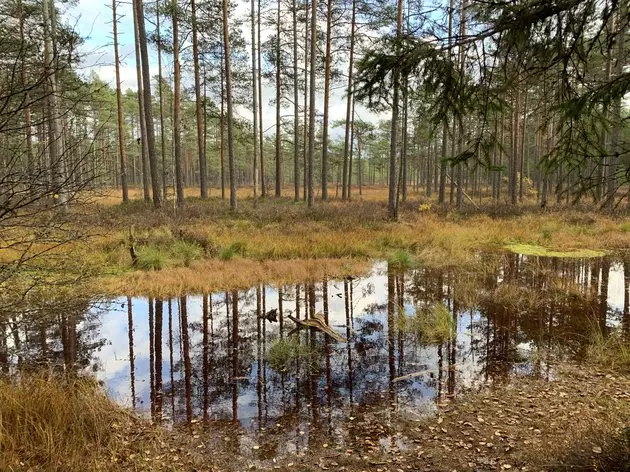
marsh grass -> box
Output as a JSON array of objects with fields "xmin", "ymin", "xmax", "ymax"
[
  {"xmin": 136, "ymin": 246, "xmax": 169, "ymax": 270},
  {"xmin": 219, "ymin": 241, "xmax": 248, "ymax": 261},
  {"xmin": 587, "ymin": 324, "xmax": 630, "ymax": 371},
  {"xmin": 399, "ymin": 303, "xmax": 455, "ymax": 344},
  {"xmin": 267, "ymin": 338, "xmax": 322, "ymax": 373},
  {"xmin": 0, "ymin": 374, "xmax": 125, "ymax": 471},
  {"xmin": 387, "ymin": 249, "xmax": 415, "ymax": 270}
]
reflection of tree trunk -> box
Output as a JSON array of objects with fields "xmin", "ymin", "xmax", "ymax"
[
  {"xmin": 232, "ymin": 289, "xmax": 239, "ymax": 423},
  {"xmin": 256, "ymin": 287, "xmax": 263, "ymax": 425},
  {"xmin": 397, "ymin": 274, "xmax": 404, "ymax": 376},
  {"xmin": 180, "ymin": 297, "xmax": 192, "ymax": 423},
  {"xmin": 149, "ymin": 298, "xmax": 155, "ymax": 416},
  {"xmin": 0, "ymin": 322, "xmax": 8, "ymax": 374},
  {"xmin": 344, "ymin": 280, "xmax": 354, "ymax": 402},
  {"xmin": 155, "ymin": 299, "xmax": 163, "ymax": 421},
  {"xmin": 202, "ymin": 294, "xmax": 210, "ymax": 421},
  {"xmin": 168, "ymin": 300, "xmax": 175, "ymax": 419},
  {"xmin": 600, "ymin": 259, "xmax": 610, "ymax": 332},
  {"xmin": 624, "ymin": 261, "xmax": 630, "ymax": 337},
  {"xmin": 387, "ymin": 267, "xmax": 396, "ymax": 385},
  {"xmin": 127, "ymin": 297, "xmax": 136, "ymax": 409},
  {"xmin": 278, "ymin": 286, "xmax": 284, "ymax": 335}
]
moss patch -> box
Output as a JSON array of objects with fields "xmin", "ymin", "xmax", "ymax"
[{"xmin": 505, "ymin": 243, "xmax": 606, "ymax": 258}]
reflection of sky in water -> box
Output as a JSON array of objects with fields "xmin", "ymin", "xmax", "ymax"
[
  {"xmin": 80, "ymin": 257, "xmax": 630, "ymax": 428},
  {"xmin": 3, "ymin": 255, "xmax": 627, "ymax": 437}
]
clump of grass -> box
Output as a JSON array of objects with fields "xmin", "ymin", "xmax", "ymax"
[
  {"xmin": 171, "ymin": 240, "xmax": 203, "ymax": 267},
  {"xmin": 267, "ymin": 338, "xmax": 322, "ymax": 373},
  {"xmin": 412, "ymin": 303, "xmax": 455, "ymax": 344},
  {"xmin": 505, "ymin": 243, "xmax": 605, "ymax": 258},
  {"xmin": 219, "ymin": 241, "xmax": 248, "ymax": 261},
  {"xmin": 587, "ymin": 325, "xmax": 630, "ymax": 371},
  {"xmin": 136, "ymin": 246, "xmax": 169, "ymax": 270},
  {"xmin": 388, "ymin": 249, "xmax": 415, "ymax": 270},
  {"xmin": 0, "ymin": 375, "xmax": 125, "ymax": 471}
]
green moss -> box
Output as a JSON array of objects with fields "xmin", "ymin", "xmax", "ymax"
[{"xmin": 505, "ymin": 243, "xmax": 605, "ymax": 258}]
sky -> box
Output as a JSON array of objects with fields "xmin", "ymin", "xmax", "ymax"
[{"xmin": 62, "ymin": 0, "xmax": 384, "ymax": 139}]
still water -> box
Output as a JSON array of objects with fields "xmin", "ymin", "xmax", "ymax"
[{"xmin": 2, "ymin": 254, "xmax": 629, "ymax": 435}]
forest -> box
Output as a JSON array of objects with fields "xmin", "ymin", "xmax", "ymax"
[{"xmin": 1, "ymin": 0, "xmax": 630, "ymax": 471}]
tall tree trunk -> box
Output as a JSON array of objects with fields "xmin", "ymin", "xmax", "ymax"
[
  {"xmin": 606, "ymin": 0, "xmax": 628, "ymax": 207},
  {"xmin": 293, "ymin": 0, "xmax": 300, "ymax": 201},
  {"xmin": 223, "ymin": 0, "xmax": 237, "ymax": 209},
  {"xmin": 135, "ymin": 0, "xmax": 161, "ymax": 207},
  {"xmin": 258, "ymin": 0, "xmax": 265, "ymax": 197},
  {"xmin": 43, "ymin": 0, "xmax": 67, "ymax": 211},
  {"xmin": 251, "ymin": 0, "xmax": 259, "ymax": 203},
  {"xmin": 303, "ymin": 0, "xmax": 309, "ymax": 201},
  {"xmin": 342, "ymin": 0, "xmax": 357, "ymax": 201},
  {"xmin": 171, "ymin": 0, "xmax": 184, "ymax": 207},
  {"xmin": 18, "ymin": 0, "xmax": 34, "ymax": 193},
  {"xmin": 156, "ymin": 0, "xmax": 168, "ymax": 200},
  {"xmin": 220, "ymin": 60, "xmax": 225, "ymax": 199},
  {"xmin": 307, "ymin": 0, "xmax": 317, "ymax": 207},
  {"xmin": 112, "ymin": 0, "xmax": 128, "ymax": 203},
  {"xmin": 321, "ymin": 0, "xmax": 333, "ymax": 201},
  {"xmin": 388, "ymin": 0, "xmax": 403, "ymax": 218},
  {"xmin": 191, "ymin": 0, "xmax": 207, "ymax": 198},
  {"xmin": 275, "ymin": 0, "xmax": 282, "ymax": 197},
  {"xmin": 438, "ymin": 0, "xmax": 455, "ymax": 205}
]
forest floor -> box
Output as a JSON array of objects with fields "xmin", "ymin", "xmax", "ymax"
[{"xmin": 6, "ymin": 364, "xmax": 628, "ymax": 472}]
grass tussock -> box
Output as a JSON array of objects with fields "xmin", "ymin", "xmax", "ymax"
[
  {"xmin": 0, "ymin": 374, "xmax": 126, "ymax": 471},
  {"xmin": 387, "ymin": 249, "xmax": 415, "ymax": 271},
  {"xmin": 267, "ymin": 338, "xmax": 322, "ymax": 373},
  {"xmin": 399, "ymin": 303, "xmax": 455, "ymax": 344},
  {"xmin": 587, "ymin": 325, "xmax": 630, "ymax": 371}
]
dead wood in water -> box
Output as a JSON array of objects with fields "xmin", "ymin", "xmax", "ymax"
[{"xmin": 287, "ymin": 313, "xmax": 347, "ymax": 342}]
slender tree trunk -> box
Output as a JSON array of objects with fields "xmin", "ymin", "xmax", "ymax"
[
  {"xmin": 223, "ymin": 0, "xmax": 237, "ymax": 209},
  {"xmin": 293, "ymin": 0, "xmax": 300, "ymax": 201},
  {"xmin": 156, "ymin": 0, "xmax": 168, "ymax": 200},
  {"xmin": 112, "ymin": 0, "xmax": 128, "ymax": 203},
  {"xmin": 191, "ymin": 0, "xmax": 207, "ymax": 198},
  {"xmin": 438, "ymin": 0, "xmax": 455, "ymax": 205},
  {"xmin": 321, "ymin": 0, "xmax": 333, "ymax": 201},
  {"xmin": 18, "ymin": 0, "xmax": 34, "ymax": 193},
  {"xmin": 606, "ymin": 0, "xmax": 627, "ymax": 207},
  {"xmin": 220, "ymin": 60, "xmax": 225, "ymax": 199},
  {"xmin": 258, "ymin": 0, "xmax": 265, "ymax": 197},
  {"xmin": 171, "ymin": 0, "xmax": 184, "ymax": 207},
  {"xmin": 348, "ymin": 98, "xmax": 355, "ymax": 200},
  {"xmin": 388, "ymin": 0, "xmax": 403, "ymax": 218},
  {"xmin": 342, "ymin": 0, "xmax": 357, "ymax": 201},
  {"xmin": 275, "ymin": 0, "xmax": 282, "ymax": 197},
  {"xmin": 135, "ymin": 0, "xmax": 161, "ymax": 207},
  {"xmin": 303, "ymin": 0, "xmax": 309, "ymax": 201},
  {"xmin": 43, "ymin": 0, "xmax": 67, "ymax": 210},
  {"xmin": 251, "ymin": 0, "xmax": 259, "ymax": 203},
  {"xmin": 307, "ymin": 0, "xmax": 317, "ymax": 207}
]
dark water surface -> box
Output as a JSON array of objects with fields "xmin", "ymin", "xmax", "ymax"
[{"xmin": 2, "ymin": 254, "xmax": 629, "ymax": 442}]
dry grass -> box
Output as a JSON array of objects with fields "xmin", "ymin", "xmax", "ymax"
[
  {"xmin": 0, "ymin": 374, "xmax": 127, "ymax": 471},
  {"xmin": 7, "ymin": 186, "xmax": 630, "ymax": 295},
  {"xmin": 105, "ymin": 257, "xmax": 369, "ymax": 296}
]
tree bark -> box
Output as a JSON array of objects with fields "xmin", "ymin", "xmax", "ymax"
[
  {"xmin": 135, "ymin": 0, "xmax": 161, "ymax": 207},
  {"xmin": 191, "ymin": 0, "xmax": 207, "ymax": 198},
  {"xmin": 275, "ymin": 0, "xmax": 282, "ymax": 197},
  {"xmin": 342, "ymin": 0, "xmax": 357, "ymax": 201},
  {"xmin": 307, "ymin": 0, "xmax": 317, "ymax": 207},
  {"xmin": 251, "ymin": 0, "xmax": 259, "ymax": 203},
  {"xmin": 293, "ymin": 0, "xmax": 300, "ymax": 201},
  {"xmin": 321, "ymin": 0, "xmax": 333, "ymax": 201},
  {"xmin": 171, "ymin": 0, "xmax": 184, "ymax": 207},
  {"xmin": 112, "ymin": 0, "xmax": 128, "ymax": 203},
  {"xmin": 223, "ymin": 0, "xmax": 237, "ymax": 209},
  {"xmin": 388, "ymin": 0, "xmax": 403, "ymax": 219}
]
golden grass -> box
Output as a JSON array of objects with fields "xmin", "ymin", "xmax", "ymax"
[
  {"xmin": 6, "ymin": 187, "xmax": 630, "ymax": 296},
  {"xmin": 105, "ymin": 257, "xmax": 370, "ymax": 297},
  {"xmin": 0, "ymin": 375, "xmax": 127, "ymax": 471}
]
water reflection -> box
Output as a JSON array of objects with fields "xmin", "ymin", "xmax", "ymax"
[{"xmin": 1, "ymin": 254, "xmax": 629, "ymax": 435}]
